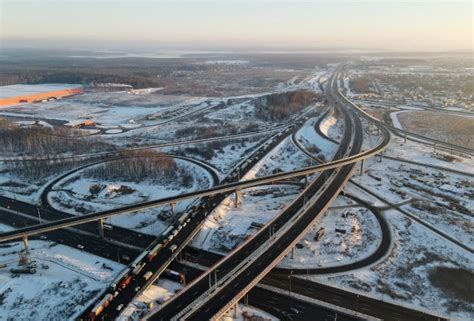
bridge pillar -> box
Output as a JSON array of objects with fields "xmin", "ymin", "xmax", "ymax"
[
  {"xmin": 433, "ymin": 143, "xmax": 437, "ymax": 154},
  {"xmin": 22, "ymin": 236, "xmax": 29, "ymax": 253},
  {"xmin": 304, "ymin": 174, "xmax": 308, "ymax": 186},
  {"xmin": 234, "ymin": 189, "xmax": 242, "ymax": 208},
  {"xmin": 98, "ymin": 219, "xmax": 105, "ymax": 238},
  {"xmin": 170, "ymin": 202, "xmax": 177, "ymax": 215},
  {"xmin": 359, "ymin": 159, "xmax": 364, "ymax": 176},
  {"xmin": 404, "ymin": 133, "xmax": 407, "ymax": 143},
  {"xmin": 244, "ymin": 294, "xmax": 248, "ymax": 306},
  {"xmin": 379, "ymin": 152, "xmax": 383, "ymax": 163},
  {"xmin": 233, "ymin": 304, "xmax": 238, "ymax": 318},
  {"xmin": 291, "ymin": 246, "xmax": 295, "ymax": 259}
]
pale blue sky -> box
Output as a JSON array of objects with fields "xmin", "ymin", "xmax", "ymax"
[{"xmin": 1, "ymin": 1, "xmax": 472, "ymax": 51}]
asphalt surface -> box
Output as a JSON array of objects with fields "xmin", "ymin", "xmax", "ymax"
[
  {"xmin": 81, "ymin": 111, "xmax": 315, "ymax": 320},
  {"xmin": 262, "ymin": 275, "xmax": 448, "ymax": 321},
  {"xmin": 147, "ymin": 69, "xmax": 364, "ymax": 320},
  {"xmin": 170, "ymin": 261, "xmax": 364, "ymax": 321}
]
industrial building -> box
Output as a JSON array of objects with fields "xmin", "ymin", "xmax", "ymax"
[{"xmin": 0, "ymin": 84, "xmax": 83, "ymax": 107}]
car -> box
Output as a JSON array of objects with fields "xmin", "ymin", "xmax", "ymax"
[
  {"xmin": 116, "ymin": 304, "xmax": 124, "ymax": 311},
  {"xmin": 289, "ymin": 307, "xmax": 300, "ymax": 315},
  {"xmin": 77, "ymin": 244, "xmax": 84, "ymax": 250}
]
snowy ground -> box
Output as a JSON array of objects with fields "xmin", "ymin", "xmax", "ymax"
[
  {"xmin": 304, "ymin": 209, "xmax": 474, "ymax": 320},
  {"xmin": 118, "ymin": 279, "xmax": 183, "ymax": 321},
  {"xmin": 295, "ymin": 116, "xmax": 337, "ymax": 161},
  {"xmin": 0, "ymin": 91, "xmax": 204, "ymax": 131},
  {"xmin": 120, "ymin": 278, "xmax": 277, "ymax": 321},
  {"xmin": 352, "ymin": 144, "xmax": 473, "ymax": 246},
  {"xmin": 244, "ymin": 137, "xmax": 314, "ymax": 180},
  {"xmin": 0, "ymin": 223, "xmax": 124, "ymax": 321},
  {"xmin": 169, "ymin": 135, "xmax": 268, "ymax": 178},
  {"xmin": 47, "ymin": 158, "xmax": 212, "ymax": 235},
  {"xmin": 278, "ymin": 197, "xmax": 382, "ymax": 269},
  {"xmin": 0, "ymin": 160, "xmax": 93, "ymax": 204},
  {"xmin": 192, "ymin": 184, "xmax": 302, "ymax": 253}
]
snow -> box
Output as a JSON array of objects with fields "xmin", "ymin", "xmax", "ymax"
[
  {"xmin": 220, "ymin": 305, "xmax": 278, "ymax": 321},
  {"xmin": 0, "ymin": 84, "xmax": 82, "ymax": 99},
  {"xmin": 389, "ymin": 111, "xmax": 405, "ymax": 129},
  {"xmin": 384, "ymin": 135, "xmax": 474, "ymax": 174},
  {"xmin": 243, "ymin": 137, "xmax": 313, "ymax": 180},
  {"xmin": 48, "ymin": 158, "xmax": 212, "ymax": 214},
  {"xmin": 204, "ymin": 60, "xmax": 249, "ymax": 65},
  {"xmin": 0, "ymin": 91, "xmax": 207, "ymax": 133},
  {"xmin": 278, "ymin": 202, "xmax": 382, "ymax": 269},
  {"xmin": 119, "ymin": 279, "xmax": 183, "ymax": 320},
  {"xmin": 0, "ymin": 234, "xmax": 124, "ymax": 321},
  {"xmin": 47, "ymin": 158, "xmax": 213, "ymax": 235},
  {"xmin": 105, "ymin": 128, "xmax": 123, "ymax": 134},
  {"xmin": 303, "ymin": 209, "xmax": 473, "ymax": 321},
  {"xmin": 192, "ymin": 184, "xmax": 302, "ymax": 253},
  {"xmin": 295, "ymin": 116, "xmax": 338, "ymax": 161}
]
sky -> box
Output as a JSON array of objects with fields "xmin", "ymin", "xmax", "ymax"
[{"xmin": 1, "ymin": 0, "xmax": 472, "ymax": 52}]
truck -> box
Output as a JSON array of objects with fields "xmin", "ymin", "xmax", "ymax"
[
  {"xmin": 163, "ymin": 269, "xmax": 185, "ymax": 284},
  {"xmin": 147, "ymin": 243, "xmax": 163, "ymax": 262},
  {"xmin": 143, "ymin": 271, "xmax": 153, "ymax": 281}
]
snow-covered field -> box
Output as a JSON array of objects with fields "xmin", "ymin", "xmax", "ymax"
[
  {"xmin": 304, "ymin": 209, "xmax": 473, "ymax": 320},
  {"xmin": 47, "ymin": 158, "xmax": 213, "ymax": 235},
  {"xmin": 278, "ymin": 197, "xmax": 382, "ymax": 269},
  {"xmin": 122, "ymin": 278, "xmax": 276, "ymax": 321},
  {"xmin": 48, "ymin": 158, "xmax": 212, "ymax": 214},
  {"xmin": 0, "ymin": 91, "xmax": 207, "ymax": 132},
  {"xmin": 295, "ymin": 116, "xmax": 337, "ymax": 161},
  {"xmin": 0, "ymin": 223, "xmax": 124, "ymax": 321},
  {"xmin": 244, "ymin": 137, "xmax": 313, "ymax": 180},
  {"xmin": 192, "ymin": 184, "xmax": 302, "ymax": 253}
]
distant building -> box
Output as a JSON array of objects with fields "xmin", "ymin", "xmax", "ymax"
[{"xmin": 0, "ymin": 84, "xmax": 83, "ymax": 107}]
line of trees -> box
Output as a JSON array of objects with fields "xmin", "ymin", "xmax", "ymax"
[
  {"xmin": 0, "ymin": 118, "xmax": 112, "ymax": 156},
  {"xmin": 254, "ymin": 91, "xmax": 318, "ymax": 121},
  {"xmin": 84, "ymin": 150, "xmax": 194, "ymax": 187}
]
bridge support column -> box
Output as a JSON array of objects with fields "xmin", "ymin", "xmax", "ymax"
[
  {"xmin": 379, "ymin": 152, "xmax": 383, "ymax": 163},
  {"xmin": 170, "ymin": 202, "xmax": 176, "ymax": 215},
  {"xmin": 404, "ymin": 133, "xmax": 407, "ymax": 143},
  {"xmin": 234, "ymin": 189, "xmax": 242, "ymax": 208},
  {"xmin": 22, "ymin": 236, "xmax": 29, "ymax": 253},
  {"xmin": 304, "ymin": 174, "xmax": 308, "ymax": 186},
  {"xmin": 233, "ymin": 304, "xmax": 238, "ymax": 318},
  {"xmin": 433, "ymin": 143, "xmax": 437, "ymax": 154},
  {"xmin": 291, "ymin": 246, "xmax": 295, "ymax": 259},
  {"xmin": 98, "ymin": 219, "xmax": 105, "ymax": 238},
  {"xmin": 359, "ymin": 159, "xmax": 364, "ymax": 176},
  {"xmin": 244, "ymin": 294, "xmax": 248, "ymax": 306}
]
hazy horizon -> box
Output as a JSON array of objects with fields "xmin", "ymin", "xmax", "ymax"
[{"xmin": 1, "ymin": 0, "xmax": 472, "ymax": 52}]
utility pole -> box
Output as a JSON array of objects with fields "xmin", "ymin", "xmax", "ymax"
[{"xmin": 37, "ymin": 208, "xmax": 42, "ymax": 224}]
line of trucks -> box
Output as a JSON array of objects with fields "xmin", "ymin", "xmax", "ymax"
[
  {"xmin": 82, "ymin": 124, "xmax": 306, "ymax": 320},
  {"xmin": 84, "ymin": 212, "xmax": 191, "ymax": 321}
]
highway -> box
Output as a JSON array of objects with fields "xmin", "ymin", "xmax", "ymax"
[
  {"xmin": 1, "ymin": 66, "xmax": 391, "ymax": 321},
  {"xmin": 79, "ymin": 108, "xmax": 318, "ymax": 320},
  {"xmin": 0, "ymin": 118, "xmax": 390, "ymax": 244},
  {"xmin": 308, "ymin": 104, "xmax": 474, "ymax": 253},
  {"xmin": 145, "ymin": 67, "xmax": 367, "ymax": 320},
  {"xmin": 0, "ymin": 106, "xmax": 300, "ymax": 163},
  {"xmin": 0, "ymin": 153, "xmax": 222, "ymax": 256},
  {"xmin": 169, "ymin": 261, "xmax": 369, "ymax": 321}
]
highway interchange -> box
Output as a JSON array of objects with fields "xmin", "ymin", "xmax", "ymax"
[{"xmin": 0, "ymin": 65, "xmax": 468, "ymax": 320}]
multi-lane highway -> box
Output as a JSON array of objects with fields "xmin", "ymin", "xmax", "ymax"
[
  {"xmin": 0, "ymin": 66, "xmax": 395, "ymax": 321},
  {"xmin": 78, "ymin": 108, "xmax": 319, "ymax": 320},
  {"xmin": 144, "ymin": 67, "xmax": 376, "ymax": 320}
]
